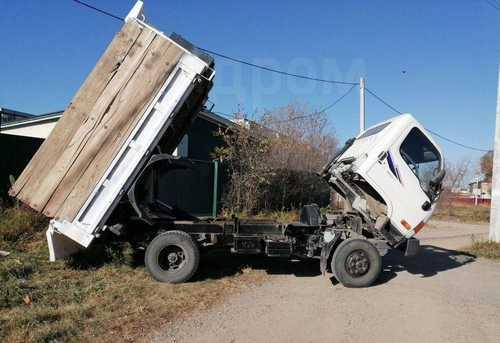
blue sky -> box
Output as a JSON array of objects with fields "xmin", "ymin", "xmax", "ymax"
[{"xmin": 1, "ymin": 0, "xmax": 498, "ymax": 163}]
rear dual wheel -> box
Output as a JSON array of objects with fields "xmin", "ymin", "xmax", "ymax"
[
  {"xmin": 331, "ymin": 238, "xmax": 381, "ymax": 288},
  {"xmin": 145, "ymin": 230, "xmax": 199, "ymax": 283}
]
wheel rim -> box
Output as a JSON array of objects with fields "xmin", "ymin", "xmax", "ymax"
[
  {"xmin": 345, "ymin": 249, "xmax": 370, "ymax": 277},
  {"xmin": 157, "ymin": 245, "xmax": 186, "ymax": 271}
]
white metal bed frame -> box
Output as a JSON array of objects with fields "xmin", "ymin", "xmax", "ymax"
[{"xmin": 47, "ymin": 2, "xmax": 215, "ymax": 260}]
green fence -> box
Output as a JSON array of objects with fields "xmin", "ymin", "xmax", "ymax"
[{"xmin": 152, "ymin": 158, "xmax": 223, "ymax": 218}]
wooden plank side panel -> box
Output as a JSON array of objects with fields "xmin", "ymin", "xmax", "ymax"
[
  {"xmin": 28, "ymin": 27, "xmax": 157, "ymax": 214},
  {"xmin": 9, "ymin": 22, "xmax": 143, "ymax": 203},
  {"xmin": 54, "ymin": 41, "xmax": 184, "ymax": 221}
]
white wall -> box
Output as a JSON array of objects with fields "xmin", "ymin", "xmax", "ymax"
[{"xmin": 0, "ymin": 121, "xmax": 57, "ymax": 139}]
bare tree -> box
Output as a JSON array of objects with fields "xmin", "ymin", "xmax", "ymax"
[
  {"xmin": 443, "ymin": 159, "xmax": 472, "ymax": 191},
  {"xmin": 441, "ymin": 158, "xmax": 472, "ymax": 207},
  {"xmin": 214, "ymin": 114, "xmax": 273, "ymax": 214},
  {"xmin": 214, "ymin": 103, "xmax": 338, "ymax": 214},
  {"xmin": 261, "ymin": 103, "xmax": 338, "ymax": 173},
  {"xmin": 260, "ymin": 103, "xmax": 337, "ymax": 209}
]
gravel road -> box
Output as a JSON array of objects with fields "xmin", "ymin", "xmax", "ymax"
[{"xmin": 153, "ymin": 221, "xmax": 500, "ymax": 343}]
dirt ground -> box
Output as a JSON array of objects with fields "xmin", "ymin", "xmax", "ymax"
[{"xmin": 152, "ymin": 220, "xmax": 500, "ymax": 343}]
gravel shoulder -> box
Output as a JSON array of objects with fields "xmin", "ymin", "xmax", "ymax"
[{"xmin": 153, "ymin": 221, "xmax": 500, "ymax": 343}]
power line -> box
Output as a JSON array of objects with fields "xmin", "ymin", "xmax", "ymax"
[
  {"xmin": 71, "ymin": 0, "xmax": 124, "ymax": 21},
  {"xmin": 483, "ymin": 0, "xmax": 500, "ymax": 11},
  {"xmin": 197, "ymin": 48, "xmax": 358, "ymax": 86},
  {"xmin": 265, "ymin": 84, "xmax": 358, "ymax": 124},
  {"xmin": 217, "ymin": 84, "xmax": 357, "ymax": 125},
  {"xmin": 264, "ymin": 84, "xmax": 356, "ymax": 124},
  {"xmin": 266, "ymin": 84, "xmax": 357, "ymax": 124},
  {"xmin": 425, "ymin": 129, "xmax": 492, "ymax": 153},
  {"xmin": 365, "ymin": 87, "xmax": 492, "ymax": 153},
  {"xmin": 319, "ymin": 84, "xmax": 357, "ymax": 112},
  {"xmin": 69, "ymin": 1, "xmax": 358, "ymax": 86},
  {"xmin": 365, "ymin": 87, "xmax": 403, "ymax": 114}
]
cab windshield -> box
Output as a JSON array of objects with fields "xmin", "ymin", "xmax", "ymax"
[{"xmin": 399, "ymin": 128, "xmax": 442, "ymax": 190}]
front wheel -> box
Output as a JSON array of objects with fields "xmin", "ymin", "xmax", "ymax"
[
  {"xmin": 145, "ymin": 230, "xmax": 200, "ymax": 283},
  {"xmin": 331, "ymin": 238, "xmax": 381, "ymax": 288}
]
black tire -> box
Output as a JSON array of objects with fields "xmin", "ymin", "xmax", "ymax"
[
  {"xmin": 331, "ymin": 238, "xmax": 381, "ymax": 288},
  {"xmin": 145, "ymin": 230, "xmax": 200, "ymax": 283}
]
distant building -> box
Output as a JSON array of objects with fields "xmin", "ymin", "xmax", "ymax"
[
  {"xmin": 469, "ymin": 179, "xmax": 492, "ymax": 200},
  {"xmin": 0, "ymin": 107, "xmax": 34, "ymax": 124},
  {"xmin": 0, "ymin": 110, "xmax": 62, "ymax": 139}
]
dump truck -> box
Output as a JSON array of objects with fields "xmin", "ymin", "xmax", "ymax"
[
  {"xmin": 10, "ymin": 1, "xmax": 445, "ymax": 288},
  {"xmin": 126, "ymin": 114, "xmax": 445, "ymax": 287}
]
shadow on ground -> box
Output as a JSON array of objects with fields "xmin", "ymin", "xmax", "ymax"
[
  {"xmin": 195, "ymin": 245, "xmax": 477, "ymax": 285},
  {"xmin": 65, "ymin": 240, "xmax": 477, "ymax": 286},
  {"xmin": 193, "ymin": 253, "xmax": 321, "ymax": 282},
  {"xmin": 375, "ymin": 245, "xmax": 476, "ymax": 285}
]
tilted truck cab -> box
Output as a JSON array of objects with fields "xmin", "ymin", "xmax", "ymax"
[{"xmin": 321, "ymin": 114, "xmax": 445, "ymax": 247}]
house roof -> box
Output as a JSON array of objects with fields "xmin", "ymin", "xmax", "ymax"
[
  {"xmin": 0, "ymin": 108, "xmax": 235, "ymax": 132},
  {"xmin": 198, "ymin": 110, "xmax": 236, "ymax": 129},
  {"xmin": 0, "ymin": 110, "xmax": 62, "ymax": 129},
  {"xmin": 0, "ymin": 107, "xmax": 35, "ymax": 121}
]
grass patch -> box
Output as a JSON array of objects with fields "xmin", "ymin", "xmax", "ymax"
[
  {"xmin": 0, "ymin": 207, "xmax": 267, "ymax": 342},
  {"xmin": 465, "ymin": 240, "xmax": 500, "ymax": 260},
  {"xmin": 433, "ymin": 203, "xmax": 490, "ymax": 223},
  {"xmin": 0, "ymin": 206, "xmax": 47, "ymax": 246},
  {"xmin": 251, "ymin": 210, "xmax": 299, "ymax": 222},
  {"xmin": 220, "ymin": 209, "xmax": 300, "ymax": 222}
]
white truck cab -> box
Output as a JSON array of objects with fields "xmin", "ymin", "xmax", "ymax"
[{"xmin": 322, "ymin": 114, "xmax": 445, "ymax": 245}]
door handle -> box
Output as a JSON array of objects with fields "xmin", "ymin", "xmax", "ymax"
[{"xmin": 377, "ymin": 151, "xmax": 387, "ymax": 163}]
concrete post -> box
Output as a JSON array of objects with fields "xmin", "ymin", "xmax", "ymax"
[{"xmin": 489, "ymin": 67, "xmax": 500, "ymax": 242}]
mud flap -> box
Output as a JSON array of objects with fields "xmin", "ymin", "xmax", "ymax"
[
  {"xmin": 404, "ymin": 237, "xmax": 420, "ymax": 257},
  {"xmin": 320, "ymin": 232, "xmax": 341, "ymax": 275}
]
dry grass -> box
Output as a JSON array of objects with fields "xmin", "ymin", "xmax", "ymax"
[
  {"xmin": 0, "ymin": 207, "xmax": 267, "ymax": 343},
  {"xmin": 220, "ymin": 209, "xmax": 300, "ymax": 223},
  {"xmin": 465, "ymin": 239, "xmax": 500, "ymax": 261},
  {"xmin": 220, "ymin": 208, "xmax": 300, "ymax": 222},
  {"xmin": 433, "ymin": 203, "xmax": 490, "ymax": 223},
  {"xmin": 251, "ymin": 210, "xmax": 299, "ymax": 222},
  {"xmin": 0, "ymin": 206, "xmax": 47, "ymax": 244}
]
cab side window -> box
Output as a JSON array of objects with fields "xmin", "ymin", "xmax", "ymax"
[{"xmin": 399, "ymin": 128, "xmax": 441, "ymax": 187}]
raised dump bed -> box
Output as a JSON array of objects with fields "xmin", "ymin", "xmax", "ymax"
[{"xmin": 9, "ymin": 3, "xmax": 214, "ymax": 260}]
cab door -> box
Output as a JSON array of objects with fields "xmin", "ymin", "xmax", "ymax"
[{"xmin": 365, "ymin": 126, "xmax": 442, "ymax": 237}]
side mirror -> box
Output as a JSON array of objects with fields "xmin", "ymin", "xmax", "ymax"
[
  {"xmin": 422, "ymin": 201, "xmax": 431, "ymax": 211},
  {"xmin": 429, "ymin": 169, "xmax": 446, "ymax": 188}
]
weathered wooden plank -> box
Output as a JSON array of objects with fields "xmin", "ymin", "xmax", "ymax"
[
  {"xmin": 26, "ymin": 26, "xmax": 157, "ymax": 213},
  {"xmin": 52, "ymin": 40, "xmax": 184, "ymax": 221},
  {"xmin": 10, "ymin": 21, "xmax": 142, "ymax": 202}
]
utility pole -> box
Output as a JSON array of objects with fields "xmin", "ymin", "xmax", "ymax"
[
  {"xmin": 359, "ymin": 77, "xmax": 365, "ymax": 133},
  {"xmin": 489, "ymin": 67, "xmax": 500, "ymax": 242}
]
